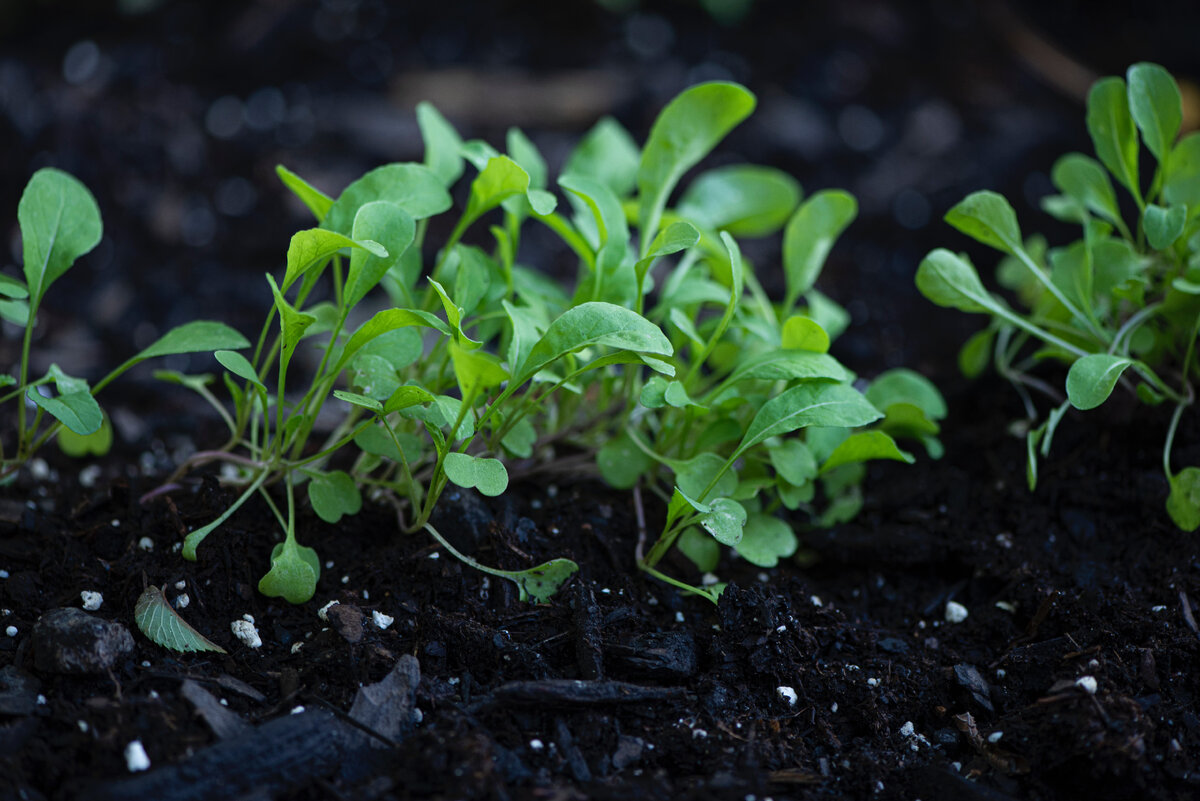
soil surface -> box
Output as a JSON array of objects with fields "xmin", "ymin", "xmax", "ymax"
[{"xmin": 4, "ymin": 2, "xmax": 1200, "ymax": 800}]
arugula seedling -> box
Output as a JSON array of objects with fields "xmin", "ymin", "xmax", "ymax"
[
  {"xmin": 1, "ymin": 169, "xmax": 248, "ymax": 481},
  {"xmin": 917, "ymin": 62, "xmax": 1200, "ymax": 529}
]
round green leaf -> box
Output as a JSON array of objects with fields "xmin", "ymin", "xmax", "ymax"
[
  {"xmin": 735, "ymin": 513, "xmax": 798, "ymax": 568},
  {"xmin": 258, "ymin": 541, "xmax": 320, "ymax": 605},
  {"xmin": 1065, "ymin": 354, "xmax": 1134, "ymax": 410},
  {"xmin": 306, "ymin": 470, "xmax": 362, "ymax": 524},
  {"xmin": 443, "ymin": 452, "xmax": 509, "ymax": 497},
  {"xmin": 700, "ymin": 498, "xmax": 747, "ymax": 546}
]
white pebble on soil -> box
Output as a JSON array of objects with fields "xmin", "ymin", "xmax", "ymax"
[
  {"xmin": 124, "ymin": 740, "xmax": 151, "ymax": 772},
  {"xmin": 776, "ymin": 686, "xmax": 798, "ymax": 706},
  {"xmin": 944, "ymin": 601, "xmax": 969, "ymax": 623},
  {"xmin": 80, "ymin": 591, "xmax": 103, "ymax": 611},
  {"xmin": 1075, "ymin": 675, "xmax": 1098, "ymax": 694},
  {"xmin": 231, "ymin": 618, "xmax": 262, "ymax": 649}
]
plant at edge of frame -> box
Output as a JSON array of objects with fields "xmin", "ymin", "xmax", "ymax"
[
  {"xmin": 161, "ymin": 81, "xmax": 944, "ymax": 606},
  {"xmin": 916, "ymin": 62, "xmax": 1200, "ymax": 530}
]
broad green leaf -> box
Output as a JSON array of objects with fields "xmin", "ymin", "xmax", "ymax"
[
  {"xmin": 637, "ymin": 82, "xmax": 756, "ymax": 248},
  {"xmin": 1065, "ymin": 353, "xmax": 1134, "ymax": 410},
  {"xmin": 500, "ymin": 415, "xmax": 536, "ymax": 458},
  {"xmin": 668, "ymin": 307, "xmax": 704, "ymax": 346},
  {"xmin": 597, "ymin": 431, "xmax": 654, "ymax": 489},
  {"xmin": 383, "ymin": 384, "xmax": 437, "ymax": 414},
  {"xmin": 258, "ymin": 540, "xmax": 320, "ymax": 604},
  {"xmin": 781, "ymin": 315, "xmax": 830, "ymax": 353},
  {"xmin": 1087, "ymin": 77, "xmax": 1140, "ymax": 198},
  {"xmin": 677, "ymin": 527, "xmax": 720, "ymax": 572},
  {"xmin": 132, "ymin": 321, "xmax": 250, "ymax": 363},
  {"xmin": 734, "ymin": 382, "xmax": 882, "ymax": 459},
  {"xmin": 323, "ymin": 163, "xmax": 451, "ymax": 234},
  {"xmin": 767, "ymin": 438, "xmax": 818, "ymax": 486},
  {"xmin": 450, "ymin": 341, "xmax": 508, "ymax": 398},
  {"xmin": 724, "ymin": 349, "xmax": 853, "ymax": 386},
  {"xmin": 354, "ymin": 424, "xmax": 421, "ymax": 462},
  {"xmin": 879, "ymin": 402, "xmax": 941, "ymax": 439},
  {"xmin": 443, "ymin": 452, "xmax": 508, "ymax": 496},
  {"xmin": 735, "ymin": 513, "xmax": 798, "ymax": 568},
  {"xmin": 509, "ymin": 559, "xmax": 579, "ymax": 604},
  {"xmin": 915, "ymin": 249, "xmax": 992, "ymax": 313},
  {"xmin": 0, "ymin": 299, "xmax": 28, "ymax": 326},
  {"xmin": 276, "ymin": 165, "xmax": 334, "ymax": 222},
  {"xmin": 944, "ymin": 191, "xmax": 1022, "ymax": 256},
  {"xmin": 0, "ymin": 274, "xmax": 28, "ymax": 299},
  {"xmin": 358, "ymin": 327, "xmax": 423, "ymax": 372},
  {"xmin": 1143, "ymin": 203, "xmax": 1186, "ymax": 249},
  {"xmin": 453, "ymin": 246, "xmax": 497, "ymax": 316},
  {"xmin": 464, "ymin": 156, "xmax": 531, "ymax": 226},
  {"xmin": 782, "ymin": 190, "xmax": 857, "ymax": 307},
  {"xmin": 338, "ymin": 308, "xmax": 450, "ymax": 370},
  {"xmin": 344, "ymin": 202, "xmax": 414, "ymax": 308},
  {"xmin": 417, "ymin": 102, "xmax": 464, "ymax": 187},
  {"xmin": 864, "ymin": 368, "xmax": 947, "ymax": 420},
  {"xmin": 215, "ymin": 350, "xmax": 266, "ymax": 392},
  {"xmin": 1051, "ymin": 153, "xmax": 1122, "ymax": 227},
  {"xmin": 28, "ymin": 365, "xmax": 102, "ymax": 435},
  {"xmin": 502, "ymin": 299, "xmax": 543, "ymax": 376},
  {"xmin": 639, "ymin": 375, "xmax": 669, "ymax": 408},
  {"xmin": 699, "ymin": 497, "xmax": 746, "ymax": 546},
  {"xmin": 134, "ymin": 585, "xmax": 226, "ymax": 653},
  {"xmin": 1127, "ymin": 62, "xmax": 1181, "ymax": 163},
  {"xmin": 671, "ymin": 452, "xmax": 737, "ymax": 501},
  {"xmin": 58, "ymin": 414, "xmax": 112, "ymax": 457},
  {"xmin": 306, "ymin": 470, "xmax": 362, "ymax": 523},
  {"xmin": 19, "ymin": 168, "xmax": 103, "ymax": 307},
  {"xmin": 1167, "ymin": 466, "xmax": 1200, "ymax": 531},
  {"xmin": 664, "ymin": 380, "xmax": 703, "ymax": 409},
  {"xmin": 818, "ymin": 430, "xmax": 913, "ymax": 474},
  {"xmin": 1164, "ymin": 133, "xmax": 1200, "ymax": 213},
  {"xmin": 507, "ymin": 127, "xmax": 548, "ymax": 189},
  {"xmin": 518, "ymin": 302, "xmax": 672, "ymax": 383},
  {"xmin": 677, "ymin": 164, "xmax": 801, "ymax": 237},
  {"xmin": 560, "ymin": 173, "xmax": 629, "ymax": 247},
  {"xmin": 564, "ymin": 116, "xmax": 640, "ymax": 198}
]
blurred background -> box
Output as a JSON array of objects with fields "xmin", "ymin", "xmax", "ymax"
[{"xmin": 3, "ymin": 0, "xmax": 1199, "ymax": 427}]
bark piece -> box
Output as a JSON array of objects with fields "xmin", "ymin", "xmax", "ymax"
[{"xmin": 31, "ymin": 608, "xmax": 134, "ymax": 675}]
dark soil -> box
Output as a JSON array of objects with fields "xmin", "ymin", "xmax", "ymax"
[{"xmin": 4, "ymin": 2, "xmax": 1200, "ymax": 800}]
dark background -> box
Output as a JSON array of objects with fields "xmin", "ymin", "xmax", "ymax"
[{"xmin": 3, "ymin": 0, "xmax": 1199, "ymax": 406}]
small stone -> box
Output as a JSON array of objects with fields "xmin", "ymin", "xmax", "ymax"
[
  {"xmin": 230, "ymin": 619, "xmax": 262, "ymax": 649},
  {"xmin": 776, "ymin": 686, "xmax": 798, "ymax": 706},
  {"xmin": 1075, "ymin": 675, "xmax": 1098, "ymax": 694},
  {"xmin": 898, "ymin": 721, "xmax": 915, "ymax": 738},
  {"xmin": 32, "ymin": 608, "xmax": 134, "ymax": 674},
  {"xmin": 944, "ymin": 601, "xmax": 969, "ymax": 623},
  {"xmin": 5, "ymin": 626, "xmax": 16, "ymax": 637},
  {"xmin": 291, "ymin": 705, "xmax": 306, "ymax": 714},
  {"xmin": 987, "ymin": 731, "xmax": 1004, "ymax": 743},
  {"xmin": 124, "ymin": 740, "xmax": 150, "ymax": 772},
  {"xmin": 175, "ymin": 594, "xmax": 190, "ymax": 609},
  {"xmin": 326, "ymin": 603, "xmax": 364, "ymax": 643},
  {"xmin": 137, "ymin": 536, "xmax": 154, "ymax": 551},
  {"xmin": 80, "ymin": 591, "xmax": 103, "ymax": 611},
  {"xmin": 529, "ymin": 738, "xmax": 545, "ymax": 751},
  {"xmin": 866, "ymin": 677, "xmax": 880, "ymax": 688}
]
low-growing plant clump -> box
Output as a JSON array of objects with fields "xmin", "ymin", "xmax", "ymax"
[
  {"xmin": 5, "ymin": 82, "xmax": 944, "ymax": 608},
  {"xmin": 917, "ymin": 62, "xmax": 1200, "ymax": 530}
]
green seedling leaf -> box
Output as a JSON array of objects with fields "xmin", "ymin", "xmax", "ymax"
[
  {"xmin": 258, "ymin": 540, "xmax": 321, "ymax": 604},
  {"xmin": 19, "ymin": 168, "xmax": 103, "ymax": 307},
  {"xmin": 0, "ymin": 298, "xmax": 29, "ymax": 326},
  {"xmin": 58, "ymin": 414, "xmax": 113, "ymax": 457},
  {"xmin": 28, "ymin": 366, "xmax": 102, "ymax": 435},
  {"xmin": 406, "ymin": 395, "xmax": 474, "ymax": 442},
  {"xmin": 134, "ymin": 321, "xmax": 250, "ymax": 363},
  {"xmin": 782, "ymin": 189, "xmax": 857, "ymax": 308},
  {"xmin": 443, "ymin": 452, "xmax": 508, "ymax": 497},
  {"xmin": 338, "ymin": 308, "xmax": 451, "ymax": 370},
  {"xmin": 1087, "ymin": 76, "xmax": 1140, "ymax": 198},
  {"xmin": 915, "ymin": 249, "xmax": 992, "ymax": 313},
  {"xmin": 637, "ymin": 82, "xmax": 756, "ymax": 247},
  {"xmin": 818, "ymin": 430, "xmax": 913, "ymax": 474},
  {"xmin": 508, "ymin": 127, "xmax": 548, "ymax": 189},
  {"xmin": 463, "ymin": 156, "xmax": 532, "ymax": 226},
  {"xmin": 333, "ymin": 389, "xmax": 383, "ymax": 413},
  {"xmin": 677, "ymin": 527, "xmax": 720, "ymax": 572},
  {"xmin": 864, "ymin": 368, "xmax": 947, "ymax": 420},
  {"xmin": 560, "ymin": 173, "xmax": 629, "ymax": 247},
  {"xmin": 597, "ymin": 431, "xmax": 654, "ymax": 489},
  {"xmin": 518, "ymin": 302, "xmax": 672, "ymax": 383},
  {"xmin": 724, "ymin": 349, "xmax": 853, "ymax": 386},
  {"xmin": 736, "ymin": 513, "xmax": 798, "ymax": 568},
  {"xmin": 344, "ymin": 201, "xmax": 414, "ymax": 308},
  {"xmin": 428, "ymin": 278, "xmax": 481, "ymax": 348},
  {"xmin": 668, "ymin": 307, "xmax": 704, "ymax": 346},
  {"xmin": 508, "ymin": 559, "xmax": 579, "ymax": 604},
  {"xmin": 735, "ymin": 382, "xmax": 882, "ymax": 460},
  {"xmin": 1051, "ymin": 153, "xmax": 1123, "ymax": 228},
  {"xmin": 0, "ymin": 274, "xmax": 27, "ymax": 299},
  {"xmin": 1127, "ymin": 62, "xmax": 1182, "ymax": 163},
  {"xmin": 1065, "ymin": 353, "xmax": 1135, "ymax": 410},
  {"xmin": 276, "ymin": 165, "xmax": 334, "ymax": 222},
  {"xmin": 944, "ymin": 191, "xmax": 1023, "ymax": 256},
  {"xmin": 266, "ymin": 275, "xmax": 316, "ymax": 362},
  {"xmin": 781, "ymin": 315, "xmax": 830, "ymax": 353},
  {"xmin": 664, "ymin": 380, "xmax": 704, "ymax": 409},
  {"xmin": 215, "ymin": 350, "xmax": 266, "ymax": 393},
  {"xmin": 354, "ymin": 424, "xmax": 422, "ymax": 463},
  {"xmin": 500, "ymin": 416, "xmax": 537, "ymax": 458},
  {"xmin": 384, "ymin": 384, "xmax": 437, "ymax": 414},
  {"xmin": 672, "ymin": 452, "xmax": 737, "ymax": 501},
  {"xmin": 700, "ymin": 497, "xmax": 747, "ymax": 546},
  {"xmin": 677, "ymin": 164, "xmax": 801, "ymax": 237},
  {"xmin": 1164, "ymin": 133, "xmax": 1200, "ymax": 212},
  {"xmin": 282, "ymin": 228, "xmax": 386, "ymax": 292},
  {"xmin": 958, "ymin": 327, "xmax": 995, "ymax": 378},
  {"xmin": 324, "ymin": 163, "xmax": 451, "ymax": 235},
  {"xmin": 640, "ymin": 375, "xmax": 669, "ymax": 408},
  {"xmin": 450, "ymin": 342, "xmax": 509, "ymax": 398},
  {"xmin": 1167, "ymin": 466, "xmax": 1200, "ymax": 531},
  {"xmin": 417, "ymin": 101, "xmax": 465, "ymax": 187},
  {"xmin": 1143, "ymin": 203, "xmax": 1186, "ymax": 249},
  {"xmin": 767, "ymin": 438, "xmax": 818, "ymax": 486},
  {"xmin": 306, "ymin": 470, "xmax": 362, "ymax": 524},
  {"xmin": 135, "ymin": 585, "xmax": 226, "ymax": 653},
  {"xmin": 565, "ymin": 116, "xmax": 640, "ymax": 198}
]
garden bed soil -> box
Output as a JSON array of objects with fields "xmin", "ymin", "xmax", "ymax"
[{"xmin": 5, "ymin": 1, "xmax": 1200, "ymax": 799}]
